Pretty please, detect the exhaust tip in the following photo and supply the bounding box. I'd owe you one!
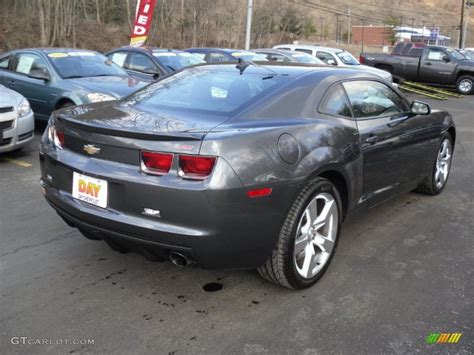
[169,252,191,267]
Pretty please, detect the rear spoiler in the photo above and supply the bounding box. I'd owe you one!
[55,114,206,141]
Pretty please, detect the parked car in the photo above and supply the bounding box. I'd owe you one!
[0,48,147,120]
[106,47,205,82]
[273,44,393,82]
[360,44,474,94]
[253,48,326,64]
[184,48,268,62]
[0,84,34,153]
[40,63,455,289]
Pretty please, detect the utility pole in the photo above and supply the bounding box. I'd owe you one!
[460,0,466,48]
[320,17,325,42]
[347,6,352,45]
[462,1,473,48]
[245,0,253,50]
[411,18,415,41]
[361,19,366,54]
[335,13,341,43]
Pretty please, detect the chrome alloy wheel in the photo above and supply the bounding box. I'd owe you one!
[294,192,338,279]
[459,79,473,94]
[435,139,452,189]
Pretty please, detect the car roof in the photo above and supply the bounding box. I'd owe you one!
[253,48,292,55]
[191,62,380,81]
[107,47,186,54]
[186,48,257,54]
[274,44,346,54]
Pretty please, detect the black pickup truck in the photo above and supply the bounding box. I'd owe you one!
[360,44,474,94]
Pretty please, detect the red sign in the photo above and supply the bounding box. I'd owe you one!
[130,0,157,47]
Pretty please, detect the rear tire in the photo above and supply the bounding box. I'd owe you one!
[416,134,453,195]
[455,75,474,95]
[258,178,342,289]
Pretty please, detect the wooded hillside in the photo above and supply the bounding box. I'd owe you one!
[0,0,472,52]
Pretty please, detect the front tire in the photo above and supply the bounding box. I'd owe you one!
[416,134,453,195]
[258,178,342,289]
[456,75,474,95]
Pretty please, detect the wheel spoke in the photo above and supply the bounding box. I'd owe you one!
[301,244,315,278]
[314,199,334,227]
[294,235,308,256]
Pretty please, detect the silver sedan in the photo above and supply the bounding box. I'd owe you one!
[0,84,34,153]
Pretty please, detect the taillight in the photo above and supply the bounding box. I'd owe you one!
[141,151,173,175]
[359,55,365,64]
[178,155,217,180]
[48,125,65,149]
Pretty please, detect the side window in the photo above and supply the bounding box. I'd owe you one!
[0,55,10,70]
[426,48,446,61]
[207,52,228,62]
[108,52,128,68]
[276,47,290,51]
[14,53,48,75]
[343,81,408,119]
[316,51,335,64]
[267,53,290,62]
[319,84,352,118]
[128,53,156,72]
[295,48,313,55]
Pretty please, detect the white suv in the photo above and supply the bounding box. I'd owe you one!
[273,44,393,82]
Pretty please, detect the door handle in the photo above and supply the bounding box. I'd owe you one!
[426,62,432,66]
[365,135,379,144]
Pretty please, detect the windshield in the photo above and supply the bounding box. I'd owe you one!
[122,67,287,113]
[153,52,205,71]
[337,52,360,65]
[290,52,324,64]
[48,51,127,79]
[449,49,467,60]
[231,51,268,61]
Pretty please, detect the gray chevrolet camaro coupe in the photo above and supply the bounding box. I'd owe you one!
[39,63,455,289]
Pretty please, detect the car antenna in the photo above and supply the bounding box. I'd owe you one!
[236,58,251,75]
[235,58,279,79]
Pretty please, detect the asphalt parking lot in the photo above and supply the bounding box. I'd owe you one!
[1,94,473,354]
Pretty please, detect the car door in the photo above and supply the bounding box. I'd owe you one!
[419,48,456,84]
[7,52,59,119]
[126,52,162,81]
[343,80,432,205]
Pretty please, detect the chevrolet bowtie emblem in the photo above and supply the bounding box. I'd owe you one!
[83,144,101,155]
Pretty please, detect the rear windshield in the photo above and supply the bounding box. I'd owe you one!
[48,51,126,78]
[122,67,287,113]
[152,52,204,71]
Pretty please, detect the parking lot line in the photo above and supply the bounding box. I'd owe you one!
[0,157,33,168]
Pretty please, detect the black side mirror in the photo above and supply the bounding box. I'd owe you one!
[411,100,431,115]
[28,69,50,81]
[442,55,450,63]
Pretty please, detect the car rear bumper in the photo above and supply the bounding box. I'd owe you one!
[0,111,34,153]
[39,143,292,269]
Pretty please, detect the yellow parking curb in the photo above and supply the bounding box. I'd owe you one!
[0,157,32,168]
